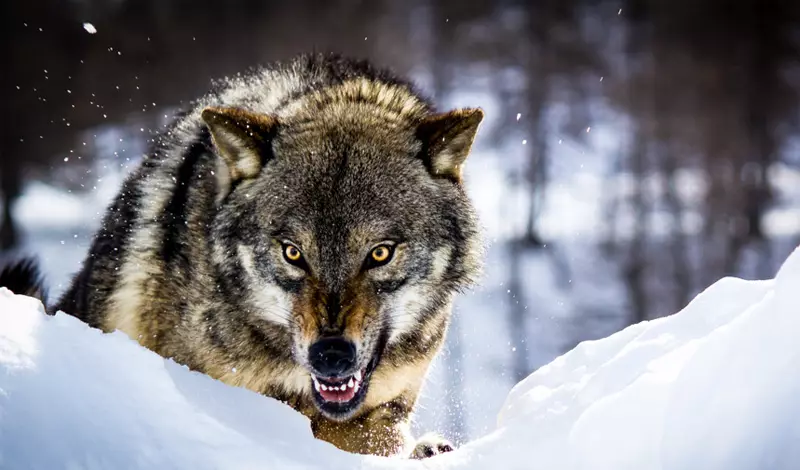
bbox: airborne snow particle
[83,23,97,34]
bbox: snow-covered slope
[2,248,799,470]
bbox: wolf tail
[0,257,49,305]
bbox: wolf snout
[308,337,357,378]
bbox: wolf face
[202,84,483,420]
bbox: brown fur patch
[293,274,382,346]
[339,281,380,345]
[297,78,428,126]
[363,356,432,412]
[310,394,415,456]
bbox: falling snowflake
[83,23,97,34]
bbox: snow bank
[2,247,800,470]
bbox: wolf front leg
[311,397,456,459]
[311,397,417,457]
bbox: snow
[2,246,799,469]
[82,23,97,34]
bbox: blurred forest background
[3,0,800,444]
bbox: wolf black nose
[308,337,356,378]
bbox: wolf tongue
[319,384,357,403]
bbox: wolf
[0,53,484,458]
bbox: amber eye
[283,244,303,262]
[364,244,394,270]
[371,246,390,263]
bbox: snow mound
[2,248,800,470]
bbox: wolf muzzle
[308,337,357,378]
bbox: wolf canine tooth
[354,370,362,381]
[347,378,354,388]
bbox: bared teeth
[313,371,365,398]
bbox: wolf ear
[416,108,484,183]
[201,107,278,183]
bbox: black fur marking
[205,310,228,349]
[274,276,303,294]
[375,277,407,294]
[210,226,248,305]
[439,206,469,288]
[161,131,210,267]
[326,291,341,325]
[62,255,94,317]
[0,257,48,304]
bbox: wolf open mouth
[313,368,364,402]
[310,354,379,419]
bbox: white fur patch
[106,171,176,339]
[388,285,426,344]
[279,366,312,395]
[387,247,452,344]
[105,261,150,338]
[213,159,232,205]
[237,245,294,327]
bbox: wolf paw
[409,432,455,459]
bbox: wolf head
[202,79,483,420]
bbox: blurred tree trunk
[651,34,692,311]
[624,130,650,325]
[0,160,21,251]
[661,141,692,310]
[521,2,554,248]
[620,0,651,325]
[507,239,531,382]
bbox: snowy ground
[2,247,799,469]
